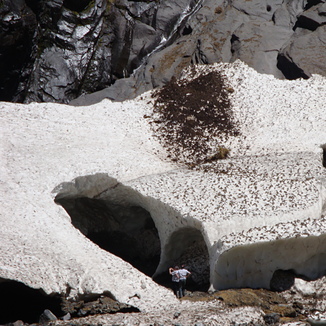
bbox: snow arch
[213,234,326,290]
[53,173,209,290]
[54,174,161,277]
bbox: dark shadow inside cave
[321,145,326,168]
[270,269,295,291]
[0,279,63,324]
[270,266,326,292]
[154,227,210,292]
[55,196,161,277]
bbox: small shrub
[205,147,230,162]
[215,7,223,14]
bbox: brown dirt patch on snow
[185,288,307,323]
[151,68,239,165]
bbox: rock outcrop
[71,0,326,105]
[0,0,37,101]
[2,0,326,104]
[1,62,326,322]
[0,0,201,103]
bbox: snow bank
[1,61,326,305]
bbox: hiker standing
[178,265,191,297]
[169,266,181,298]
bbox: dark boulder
[38,309,57,324]
[263,313,280,325]
[278,25,326,79]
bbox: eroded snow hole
[214,234,326,290]
[55,192,161,277]
[154,227,210,291]
[0,279,63,324]
[321,144,326,168]
[54,174,210,290]
[54,174,165,278]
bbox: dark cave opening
[87,229,160,277]
[54,175,210,293]
[55,196,161,278]
[0,279,63,325]
[270,269,295,291]
[154,227,210,292]
[63,0,92,12]
[322,145,326,168]
[270,266,326,292]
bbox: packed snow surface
[1,61,326,311]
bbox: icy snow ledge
[1,61,326,306]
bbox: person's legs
[173,281,180,298]
[180,279,186,297]
[178,281,183,298]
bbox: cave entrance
[321,144,326,168]
[0,279,63,324]
[155,227,210,292]
[270,269,295,291]
[55,196,161,277]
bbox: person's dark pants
[180,279,186,297]
[172,281,181,298]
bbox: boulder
[39,309,57,324]
[263,312,280,325]
[231,0,283,21]
[278,25,326,79]
[230,21,293,78]
[295,2,326,31]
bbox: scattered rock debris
[61,295,139,318]
[151,68,240,166]
[4,288,321,326]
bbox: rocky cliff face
[2,0,326,104]
[0,0,200,103]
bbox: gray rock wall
[0,0,200,103]
[2,0,326,104]
[71,0,326,105]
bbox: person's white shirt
[179,268,191,280]
[171,270,180,282]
